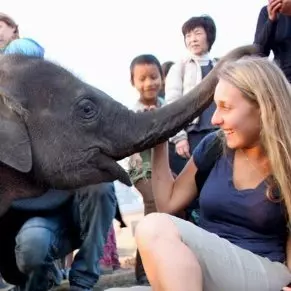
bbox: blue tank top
[193,133,288,262]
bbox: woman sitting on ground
[135,57,291,291]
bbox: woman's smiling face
[211,79,261,149]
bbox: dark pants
[0,183,116,291]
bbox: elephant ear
[0,89,32,173]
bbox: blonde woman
[134,57,291,291]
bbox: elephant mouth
[97,150,131,186]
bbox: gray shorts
[106,215,291,291]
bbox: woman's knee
[15,226,52,274]
[135,213,181,248]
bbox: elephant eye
[76,99,97,120]
[83,104,93,114]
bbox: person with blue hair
[0,12,44,58]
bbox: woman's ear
[0,88,32,173]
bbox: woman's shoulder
[192,130,223,169]
[193,131,222,154]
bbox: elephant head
[0,45,259,214]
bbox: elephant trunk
[105,45,260,160]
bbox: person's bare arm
[151,142,198,214]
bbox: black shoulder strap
[195,133,223,193]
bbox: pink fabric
[100,224,120,268]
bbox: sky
[2,0,267,108]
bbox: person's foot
[100,264,113,275]
[136,274,150,286]
[0,279,8,289]
[112,265,121,271]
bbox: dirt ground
[57,268,137,291]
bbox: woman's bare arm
[151,142,199,214]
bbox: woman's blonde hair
[0,13,19,39]
[219,56,291,219]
